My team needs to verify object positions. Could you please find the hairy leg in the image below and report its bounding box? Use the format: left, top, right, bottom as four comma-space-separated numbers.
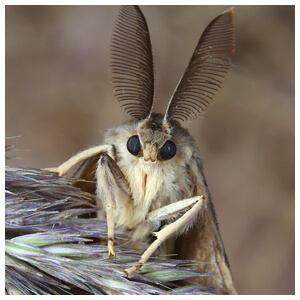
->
125, 195, 205, 276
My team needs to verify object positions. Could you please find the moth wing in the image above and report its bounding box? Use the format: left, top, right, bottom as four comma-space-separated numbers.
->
174, 159, 237, 294
73, 154, 100, 195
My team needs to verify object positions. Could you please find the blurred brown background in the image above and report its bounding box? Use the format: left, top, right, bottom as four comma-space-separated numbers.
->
5, 5, 295, 294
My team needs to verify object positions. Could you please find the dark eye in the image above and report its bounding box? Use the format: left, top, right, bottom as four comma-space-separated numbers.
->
160, 140, 176, 160
127, 135, 141, 156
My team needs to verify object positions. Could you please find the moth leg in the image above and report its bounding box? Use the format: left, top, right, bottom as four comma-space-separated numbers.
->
96, 152, 131, 258
125, 195, 205, 276
45, 144, 114, 176
147, 196, 202, 223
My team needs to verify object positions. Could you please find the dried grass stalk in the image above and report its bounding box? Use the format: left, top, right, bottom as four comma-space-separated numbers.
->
5, 166, 218, 295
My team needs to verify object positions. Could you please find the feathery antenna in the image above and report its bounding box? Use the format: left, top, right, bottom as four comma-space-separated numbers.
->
110, 6, 154, 120
164, 8, 235, 124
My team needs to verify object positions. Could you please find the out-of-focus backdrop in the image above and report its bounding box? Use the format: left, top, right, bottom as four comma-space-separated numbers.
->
5, 5, 295, 295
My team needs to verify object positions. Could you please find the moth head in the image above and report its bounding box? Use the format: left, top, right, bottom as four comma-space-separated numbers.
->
104, 112, 195, 168
110, 5, 235, 160
125, 113, 177, 164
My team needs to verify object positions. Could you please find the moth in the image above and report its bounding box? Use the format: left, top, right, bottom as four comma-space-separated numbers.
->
47, 5, 237, 294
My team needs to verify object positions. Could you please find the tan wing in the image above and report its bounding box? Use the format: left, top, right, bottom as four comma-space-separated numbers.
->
73, 154, 100, 195
174, 159, 237, 294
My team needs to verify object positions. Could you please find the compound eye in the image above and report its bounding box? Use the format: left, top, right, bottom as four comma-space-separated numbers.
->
127, 135, 141, 156
160, 140, 176, 160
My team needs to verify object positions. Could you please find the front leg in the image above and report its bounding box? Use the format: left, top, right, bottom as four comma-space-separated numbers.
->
45, 145, 131, 258
125, 195, 205, 276
96, 153, 131, 257
45, 144, 115, 176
